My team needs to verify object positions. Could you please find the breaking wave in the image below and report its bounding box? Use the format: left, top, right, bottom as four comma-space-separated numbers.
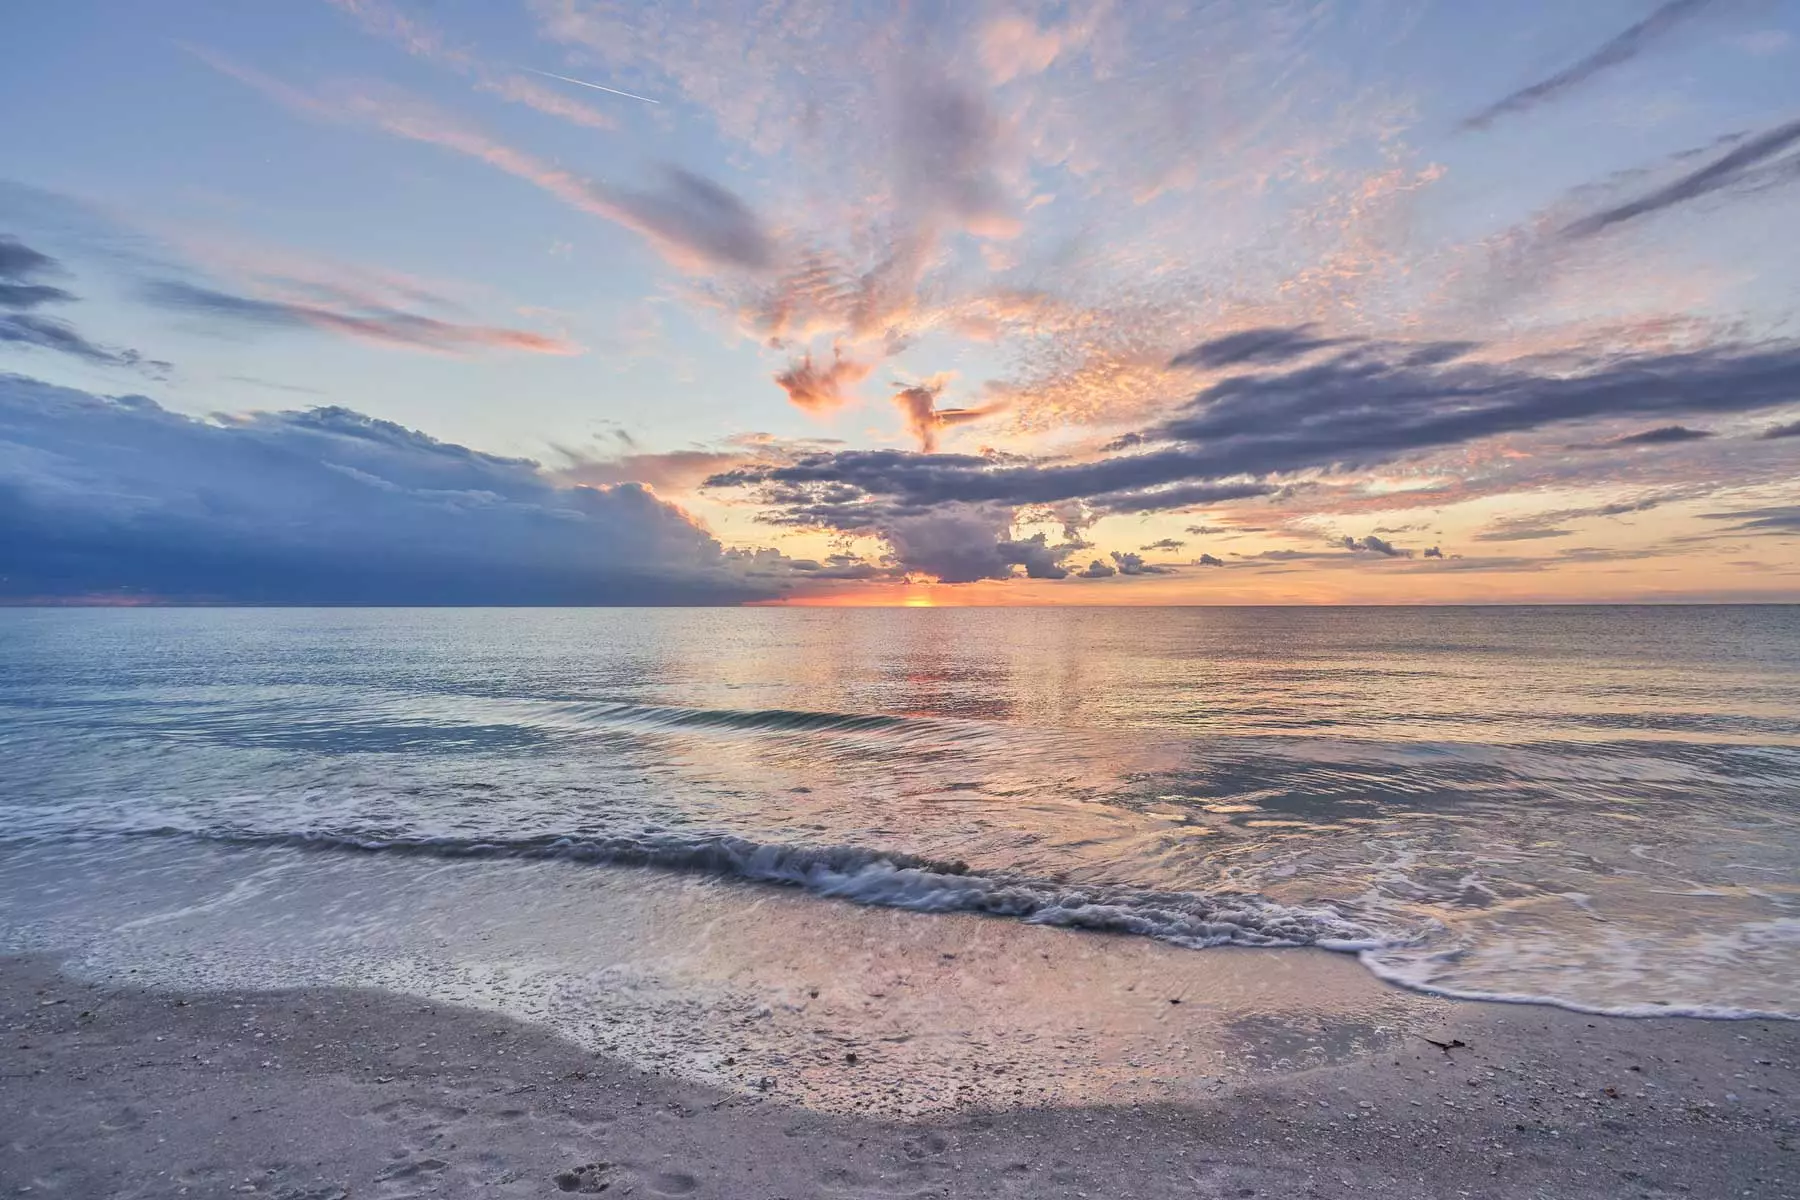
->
129, 826, 1399, 953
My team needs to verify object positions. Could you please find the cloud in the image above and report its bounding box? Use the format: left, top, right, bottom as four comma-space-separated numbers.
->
1195, 553, 1224, 567
144, 280, 579, 356
326, 0, 620, 129
877, 502, 1019, 583
186, 47, 771, 273
1601, 423, 1715, 445
0, 373, 780, 603
1089, 479, 1281, 515
1137, 335, 1800, 482
603, 166, 775, 271
1474, 526, 1574, 543
1762, 420, 1800, 439
0, 234, 74, 311
1184, 523, 1269, 536
892, 379, 1004, 452
1472, 492, 1683, 542
1076, 558, 1116, 578
1462, 0, 1716, 131
997, 532, 1076, 580
552, 448, 749, 493
892, 70, 1019, 239
1140, 538, 1185, 552
1422, 546, 1443, 559
1562, 118, 1800, 239
774, 350, 872, 413
1344, 535, 1412, 558
1697, 504, 1800, 535
0, 235, 166, 374
978, 13, 1074, 83
1169, 324, 1347, 370
714, 335, 1800, 520
1108, 551, 1173, 575
0, 237, 58, 284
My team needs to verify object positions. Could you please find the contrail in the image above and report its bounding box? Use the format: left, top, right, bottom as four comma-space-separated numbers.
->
524, 67, 659, 105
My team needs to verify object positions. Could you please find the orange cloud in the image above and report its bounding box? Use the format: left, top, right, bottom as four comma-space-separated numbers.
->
775, 350, 873, 413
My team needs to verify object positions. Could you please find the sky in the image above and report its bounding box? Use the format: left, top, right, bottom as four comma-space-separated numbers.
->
2, 0, 1799, 605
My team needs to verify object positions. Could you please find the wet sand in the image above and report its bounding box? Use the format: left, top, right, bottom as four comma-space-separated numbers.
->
4, 952, 1796, 1200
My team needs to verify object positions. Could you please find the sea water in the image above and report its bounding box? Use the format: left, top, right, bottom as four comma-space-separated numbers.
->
3, 606, 1797, 1021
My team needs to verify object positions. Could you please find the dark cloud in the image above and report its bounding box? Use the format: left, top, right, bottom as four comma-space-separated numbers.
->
1344, 535, 1412, 558
1185, 523, 1270, 536
1090, 479, 1281, 514
1462, 0, 1716, 131
1140, 336, 1800, 481
1615, 424, 1714, 444
1474, 526, 1574, 542
1195, 553, 1224, 567
774, 350, 872, 413
1698, 504, 1800, 535
1760, 419, 1800, 439
1140, 538, 1185, 552
877, 502, 1018, 583
605, 166, 774, 271
1169, 325, 1346, 370
1422, 546, 1444, 559
1563, 118, 1800, 238
785, 552, 890, 581
714, 336, 1800, 520
893, 72, 1015, 236
0, 234, 165, 373
0, 236, 59, 283
0, 314, 164, 373
1075, 558, 1116, 578
144, 281, 578, 356
998, 532, 1076, 580
1571, 423, 1716, 448
0, 283, 75, 311
0, 373, 778, 604
1107, 551, 1173, 576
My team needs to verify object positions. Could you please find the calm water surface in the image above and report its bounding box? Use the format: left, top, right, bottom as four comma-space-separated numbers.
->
2, 606, 1797, 1017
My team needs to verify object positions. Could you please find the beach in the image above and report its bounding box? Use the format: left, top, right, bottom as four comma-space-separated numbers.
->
4, 835, 1798, 1199
6, 950, 1795, 1200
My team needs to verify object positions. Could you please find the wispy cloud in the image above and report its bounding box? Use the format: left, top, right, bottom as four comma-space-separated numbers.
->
182, 44, 770, 273
1462, 0, 1717, 131
1562, 118, 1800, 238
144, 281, 579, 356
0, 234, 167, 374
326, 0, 620, 129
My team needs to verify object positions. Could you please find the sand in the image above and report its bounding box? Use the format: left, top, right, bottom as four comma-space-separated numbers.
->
4, 951, 1796, 1200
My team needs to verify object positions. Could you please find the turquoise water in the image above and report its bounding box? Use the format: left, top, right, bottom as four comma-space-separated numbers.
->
2, 605, 1797, 1016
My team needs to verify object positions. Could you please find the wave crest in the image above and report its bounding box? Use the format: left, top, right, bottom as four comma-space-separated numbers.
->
143, 826, 1395, 952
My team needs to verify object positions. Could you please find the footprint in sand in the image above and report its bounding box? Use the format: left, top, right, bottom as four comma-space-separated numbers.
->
97, 1106, 147, 1133
816, 1164, 947, 1196
646, 1170, 698, 1195
369, 1098, 468, 1126
554, 1162, 617, 1194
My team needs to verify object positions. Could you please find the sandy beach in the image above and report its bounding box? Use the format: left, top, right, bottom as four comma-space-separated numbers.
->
5, 949, 1795, 1199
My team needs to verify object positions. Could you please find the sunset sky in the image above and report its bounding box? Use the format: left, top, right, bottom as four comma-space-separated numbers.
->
3, 0, 1799, 604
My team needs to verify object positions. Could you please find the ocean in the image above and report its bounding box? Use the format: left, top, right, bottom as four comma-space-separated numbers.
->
3, 605, 1796, 1032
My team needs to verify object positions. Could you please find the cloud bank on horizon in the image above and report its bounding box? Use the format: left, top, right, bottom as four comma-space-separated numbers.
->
0, 0, 1797, 604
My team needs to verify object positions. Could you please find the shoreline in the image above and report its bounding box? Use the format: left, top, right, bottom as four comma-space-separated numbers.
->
4, 952, 1796, 1199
